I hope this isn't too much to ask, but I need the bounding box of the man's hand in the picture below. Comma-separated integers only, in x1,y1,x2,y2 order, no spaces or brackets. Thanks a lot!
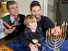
29,43,38,51
4,27,16,36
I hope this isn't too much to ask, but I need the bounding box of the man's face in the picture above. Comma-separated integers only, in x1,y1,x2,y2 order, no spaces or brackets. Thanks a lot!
31,6,41,19
8,3,19,18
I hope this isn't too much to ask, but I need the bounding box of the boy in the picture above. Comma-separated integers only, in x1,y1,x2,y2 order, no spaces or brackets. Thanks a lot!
20,15,46,51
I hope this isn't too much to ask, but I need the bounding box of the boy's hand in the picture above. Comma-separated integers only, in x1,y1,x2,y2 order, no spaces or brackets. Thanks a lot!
35,42,41,47
32,39,38,44
32,39,41,47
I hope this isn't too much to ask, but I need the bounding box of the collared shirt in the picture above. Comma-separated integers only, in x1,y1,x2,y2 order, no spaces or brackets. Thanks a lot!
0,15,20,39
10,16,15,23
0,19,6,39
0,32,6,39
10,15,20,24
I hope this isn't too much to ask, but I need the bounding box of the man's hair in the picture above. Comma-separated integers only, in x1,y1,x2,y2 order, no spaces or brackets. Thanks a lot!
24,15,36,27
6,1,17,10
30,1,41,11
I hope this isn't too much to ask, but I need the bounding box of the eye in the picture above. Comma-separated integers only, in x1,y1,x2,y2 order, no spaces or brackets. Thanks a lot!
33,10,36,13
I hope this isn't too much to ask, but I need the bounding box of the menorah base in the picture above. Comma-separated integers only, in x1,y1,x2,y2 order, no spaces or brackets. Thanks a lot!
54,48,60,51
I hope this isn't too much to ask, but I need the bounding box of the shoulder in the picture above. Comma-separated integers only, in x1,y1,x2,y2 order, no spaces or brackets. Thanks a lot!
38,27,42,31
2,15,10,20
18,14,25,18
41,15,52,21
2,15,10,21
41,15,53,23
37,27,43,33
24,28,31,34
18,14,25,20
41,15,54,28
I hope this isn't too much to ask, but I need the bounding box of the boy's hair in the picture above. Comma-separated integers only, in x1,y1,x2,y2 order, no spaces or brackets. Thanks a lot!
6,1,17,10
30,1,41,11
24,15,36,27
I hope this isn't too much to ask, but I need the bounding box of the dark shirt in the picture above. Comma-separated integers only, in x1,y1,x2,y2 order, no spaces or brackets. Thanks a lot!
2,14,25,40
20,27,44,47
20,15,54,47
37,15,54,36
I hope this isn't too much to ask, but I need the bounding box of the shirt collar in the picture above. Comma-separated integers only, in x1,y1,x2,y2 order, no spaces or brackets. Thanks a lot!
10,15,15,23
10,15,20,23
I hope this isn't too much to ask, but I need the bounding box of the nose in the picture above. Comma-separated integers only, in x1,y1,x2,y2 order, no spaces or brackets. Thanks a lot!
35,11,39,15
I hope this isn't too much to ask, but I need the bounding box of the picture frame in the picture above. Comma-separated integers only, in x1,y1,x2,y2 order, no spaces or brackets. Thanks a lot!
62,0,68,4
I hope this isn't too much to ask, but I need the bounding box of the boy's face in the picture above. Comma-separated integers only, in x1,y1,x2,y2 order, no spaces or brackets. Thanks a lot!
28,18,37,31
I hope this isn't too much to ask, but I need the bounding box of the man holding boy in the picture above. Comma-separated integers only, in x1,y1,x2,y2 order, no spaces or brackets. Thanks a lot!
20,15,46,51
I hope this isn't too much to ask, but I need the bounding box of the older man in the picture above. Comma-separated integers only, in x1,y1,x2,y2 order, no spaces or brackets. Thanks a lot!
0,1,25,51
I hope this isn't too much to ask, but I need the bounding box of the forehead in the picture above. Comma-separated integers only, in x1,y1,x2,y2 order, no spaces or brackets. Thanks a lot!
9,3,18,8
32,18,36,21
29,18,36,22
32,6,41,10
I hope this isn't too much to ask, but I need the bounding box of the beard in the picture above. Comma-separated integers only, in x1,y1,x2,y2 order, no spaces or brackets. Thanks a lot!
36,16,41,21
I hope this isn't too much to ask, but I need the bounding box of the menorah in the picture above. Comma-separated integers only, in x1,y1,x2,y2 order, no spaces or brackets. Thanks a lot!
46,22,68,51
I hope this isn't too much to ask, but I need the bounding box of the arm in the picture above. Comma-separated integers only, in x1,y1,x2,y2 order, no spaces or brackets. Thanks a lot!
0,27,15,39
44,17,62,36
0,32,6,39
0,19,12,39
20,29,38,47
24,29,34,44
44,17,54,30
29,43,38,51
2,15,25,39
38,27,45,43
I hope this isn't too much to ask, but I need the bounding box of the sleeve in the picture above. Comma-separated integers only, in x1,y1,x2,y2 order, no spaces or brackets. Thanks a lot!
44,17,55,30
0,19,6,39
0,32,6,39
20,29,34,47
24,29,34,44
38,27,45,43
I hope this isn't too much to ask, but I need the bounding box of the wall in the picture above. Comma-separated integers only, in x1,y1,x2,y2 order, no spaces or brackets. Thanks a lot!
56,0,68,23
47,0,56,22
15,0,48,16
15,0,31,16
59,0,68,22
